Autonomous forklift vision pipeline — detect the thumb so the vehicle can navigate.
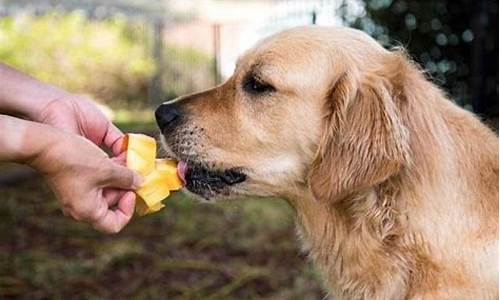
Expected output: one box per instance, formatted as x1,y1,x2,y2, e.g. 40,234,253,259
103,123,126,156
101,162,142,190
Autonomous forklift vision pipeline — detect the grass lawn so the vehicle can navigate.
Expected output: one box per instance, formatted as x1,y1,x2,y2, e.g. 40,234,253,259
0,116,324,300
0,180,324,299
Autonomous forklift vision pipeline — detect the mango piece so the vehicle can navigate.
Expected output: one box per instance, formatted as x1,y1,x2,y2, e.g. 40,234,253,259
124,134,156,175
156,159,183,188
136,160,182,207
124,134,183,216
135,198,164,216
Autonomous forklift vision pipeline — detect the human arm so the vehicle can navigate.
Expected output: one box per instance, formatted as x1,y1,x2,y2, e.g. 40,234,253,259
0,114,140,233
0,63,124,154
0,63,68,120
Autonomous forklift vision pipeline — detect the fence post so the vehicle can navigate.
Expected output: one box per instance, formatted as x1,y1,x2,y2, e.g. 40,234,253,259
212,23,221,85
149,18,165,106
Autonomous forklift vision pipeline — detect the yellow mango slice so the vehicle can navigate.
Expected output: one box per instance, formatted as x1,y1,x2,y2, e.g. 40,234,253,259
156,159,183,188
124,134,183,216
124,134,156,175
135,198,164,216
136,160,182,207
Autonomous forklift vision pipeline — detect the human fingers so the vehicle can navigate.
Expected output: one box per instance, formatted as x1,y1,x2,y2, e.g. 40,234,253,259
92,191,136,234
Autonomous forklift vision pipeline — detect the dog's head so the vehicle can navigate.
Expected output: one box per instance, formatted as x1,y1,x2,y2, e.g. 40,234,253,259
156,26,410,202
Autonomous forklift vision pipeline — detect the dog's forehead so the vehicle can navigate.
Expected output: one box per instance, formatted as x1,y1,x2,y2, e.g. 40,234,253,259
236,26,387,73
235,30,343,80
238,43,319,69
234,47,332,95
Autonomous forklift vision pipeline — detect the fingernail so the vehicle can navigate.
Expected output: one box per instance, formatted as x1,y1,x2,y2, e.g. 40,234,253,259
133,173,143,189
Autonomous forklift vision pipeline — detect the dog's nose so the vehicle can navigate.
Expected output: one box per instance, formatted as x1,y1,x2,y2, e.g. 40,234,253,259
155,103,182,132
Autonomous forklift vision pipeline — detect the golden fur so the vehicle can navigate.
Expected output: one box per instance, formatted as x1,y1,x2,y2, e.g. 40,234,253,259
160,26,499,299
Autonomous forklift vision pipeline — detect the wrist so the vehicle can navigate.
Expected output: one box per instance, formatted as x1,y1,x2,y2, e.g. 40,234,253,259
0,115,60,166
28,90,71,122
19,87,71,123
0,63,69,120
22,123,68,174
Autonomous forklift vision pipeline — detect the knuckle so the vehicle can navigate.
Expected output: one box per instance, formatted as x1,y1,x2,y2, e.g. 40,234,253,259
94,223,122,234
108,225,122,234
99,163,115,179
61,202,73,214
62,203,81,220
69,209,84,221
70,204,96,222
89,203,107,223
72,213,83,221
60,198,109,226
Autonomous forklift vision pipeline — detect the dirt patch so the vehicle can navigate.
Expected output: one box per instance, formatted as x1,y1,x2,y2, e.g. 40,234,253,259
0,177,323,299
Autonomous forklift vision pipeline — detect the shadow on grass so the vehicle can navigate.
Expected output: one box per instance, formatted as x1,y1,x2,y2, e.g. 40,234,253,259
0,178,324,299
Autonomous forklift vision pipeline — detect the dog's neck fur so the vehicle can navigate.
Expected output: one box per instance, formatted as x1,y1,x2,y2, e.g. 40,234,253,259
290,177,420,299
288,75,498,299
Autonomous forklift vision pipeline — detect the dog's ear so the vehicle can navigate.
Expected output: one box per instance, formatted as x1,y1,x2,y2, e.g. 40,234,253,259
308,54,410,203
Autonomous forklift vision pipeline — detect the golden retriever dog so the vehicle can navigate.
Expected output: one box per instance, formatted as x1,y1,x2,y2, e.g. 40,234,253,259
155,26,498,299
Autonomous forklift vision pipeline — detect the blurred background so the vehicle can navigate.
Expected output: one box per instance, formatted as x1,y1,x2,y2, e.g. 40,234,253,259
0,0,497,299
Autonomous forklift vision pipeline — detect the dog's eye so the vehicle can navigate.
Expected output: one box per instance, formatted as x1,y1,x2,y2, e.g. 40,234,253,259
242,76,275,94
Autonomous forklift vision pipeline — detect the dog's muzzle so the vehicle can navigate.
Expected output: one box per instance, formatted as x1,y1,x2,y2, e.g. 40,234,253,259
155,103,183,133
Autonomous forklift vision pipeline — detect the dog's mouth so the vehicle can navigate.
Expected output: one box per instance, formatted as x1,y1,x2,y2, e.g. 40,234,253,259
177,160,247,199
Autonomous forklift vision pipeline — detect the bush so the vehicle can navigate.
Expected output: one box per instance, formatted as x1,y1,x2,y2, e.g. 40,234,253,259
0,12,214,108
0,12,153,107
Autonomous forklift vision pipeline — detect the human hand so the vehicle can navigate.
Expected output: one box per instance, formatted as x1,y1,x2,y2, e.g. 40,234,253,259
35,93,124,155
0,64,122,153
28,126,141,233
0,65,140,233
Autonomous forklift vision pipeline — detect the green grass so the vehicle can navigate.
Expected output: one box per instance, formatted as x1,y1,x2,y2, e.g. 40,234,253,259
0,115,324,299
113,109,157,133
0,179,324,299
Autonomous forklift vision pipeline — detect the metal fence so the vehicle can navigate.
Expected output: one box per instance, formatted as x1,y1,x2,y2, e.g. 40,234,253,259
1,0,496,125
0,0,341,106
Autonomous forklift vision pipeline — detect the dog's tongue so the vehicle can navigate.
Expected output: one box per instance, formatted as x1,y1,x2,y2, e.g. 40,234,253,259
177,161,188,185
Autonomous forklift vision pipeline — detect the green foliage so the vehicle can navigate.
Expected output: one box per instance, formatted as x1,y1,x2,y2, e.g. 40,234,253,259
113,108,157,132
0,12,154,106
0,12,214,108
350,0,498,125
0,180,323,299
